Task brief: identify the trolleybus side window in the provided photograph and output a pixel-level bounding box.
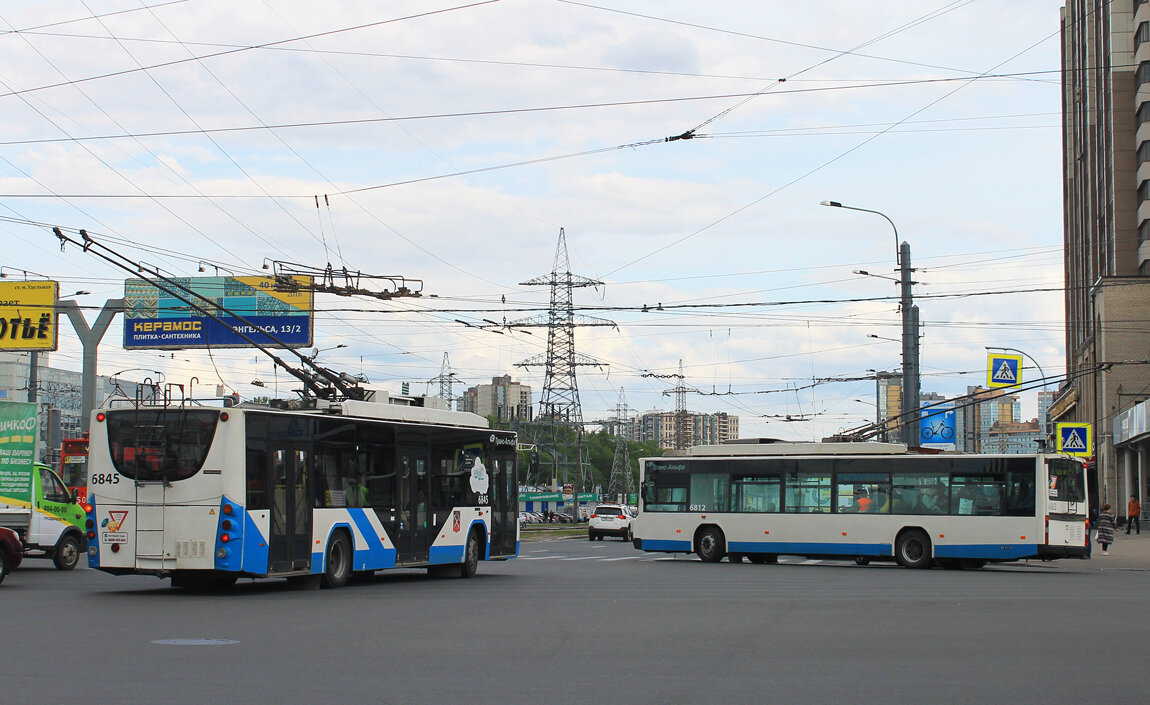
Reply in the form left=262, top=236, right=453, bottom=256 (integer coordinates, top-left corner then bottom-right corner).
left=643, top=466, right=689, bottom=512
left=951, top=476, right=1004, bottom=515
left=732, top=475, right=781, bottom=513
left=834, top=472, right=891, bottom=513
left=785, top=469, right=831, bottom=513
left=890, top=473, right=949, bottom=514
left=689, top=473, right=728, bottom=512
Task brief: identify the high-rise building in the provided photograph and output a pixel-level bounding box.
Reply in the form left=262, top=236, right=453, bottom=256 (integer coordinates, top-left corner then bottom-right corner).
left=1059, top=1, right=1150, bottom=505
left=633, top=410, right=739, bottom=450
left=459, top=375, right=533, bottom=422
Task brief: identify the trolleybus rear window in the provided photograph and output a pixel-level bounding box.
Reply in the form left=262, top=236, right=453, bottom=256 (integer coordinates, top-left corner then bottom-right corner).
left=106, top=410, right=220, bottom=482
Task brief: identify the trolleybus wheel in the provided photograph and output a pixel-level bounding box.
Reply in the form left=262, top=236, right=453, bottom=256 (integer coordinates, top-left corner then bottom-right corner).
left=53, top=533, right=81, bottom=571
left=895, top=529, right=933, bottom=569
left=854, top=556, right=871, bottom=566
left=728, top=552, right=744, bottom=564
left=695, top=527, right=725, bottom=563
left=959, top=559, right=986, bottom=571
left=460, top=530, right=481, bottom=579
left=321, top=531, right=352, bottom=589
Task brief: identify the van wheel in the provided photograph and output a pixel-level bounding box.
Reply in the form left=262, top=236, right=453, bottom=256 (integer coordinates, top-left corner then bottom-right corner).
left=695, top=527, right=725, bottom=563
left=320, top=532, right=351, bottom=589
left=53, top=534, right=81, bottom=570
left=895, top=530, right=933, bottom=569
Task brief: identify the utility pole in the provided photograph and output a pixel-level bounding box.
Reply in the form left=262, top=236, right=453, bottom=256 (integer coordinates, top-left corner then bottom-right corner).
left=900, top=242, right=920, bottom=445
left=428, top=352, right=459, bottom=410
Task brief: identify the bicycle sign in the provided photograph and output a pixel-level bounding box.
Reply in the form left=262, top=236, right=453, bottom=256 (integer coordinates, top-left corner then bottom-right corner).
left=919, top=401, right=956, bottom=450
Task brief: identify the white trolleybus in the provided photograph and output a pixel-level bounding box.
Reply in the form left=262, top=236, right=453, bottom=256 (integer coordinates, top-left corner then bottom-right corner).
left=633, top=441, right=1090, bottom=569
left=83, top=393, right=519, bottom=589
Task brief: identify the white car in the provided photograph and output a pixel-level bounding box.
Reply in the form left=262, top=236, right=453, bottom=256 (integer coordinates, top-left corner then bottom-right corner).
left=588, top=504, right=634, bottom=541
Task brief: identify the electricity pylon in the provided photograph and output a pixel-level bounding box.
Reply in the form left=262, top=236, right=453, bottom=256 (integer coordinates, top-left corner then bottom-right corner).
left=427, top=352, right=459, bottom=410
left=607, top=387, right=633, bottom=503
left=513, top=228, right=615, bottom=491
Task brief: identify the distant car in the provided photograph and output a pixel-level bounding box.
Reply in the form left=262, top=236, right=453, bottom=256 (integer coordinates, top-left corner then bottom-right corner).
left=588, top=504, right=633, bottom=541
left=0, top=526, right=23, bottom=585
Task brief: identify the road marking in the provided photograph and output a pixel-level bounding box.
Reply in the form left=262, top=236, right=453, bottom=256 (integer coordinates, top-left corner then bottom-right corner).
left=602, top=556, right=642, bottom=561
left=152, top=638, right=238, bottom=646
left=519, top=556, right=560, bottom=560
left=560, top=556, right=597, bottom=561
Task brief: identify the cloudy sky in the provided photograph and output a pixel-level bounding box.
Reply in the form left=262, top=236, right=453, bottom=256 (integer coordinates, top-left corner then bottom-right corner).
left=1, top=0, right=1068, bottom=441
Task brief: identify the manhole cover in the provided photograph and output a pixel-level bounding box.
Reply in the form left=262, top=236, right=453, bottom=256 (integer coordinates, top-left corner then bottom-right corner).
left=151, top=638, right=239, bottom=646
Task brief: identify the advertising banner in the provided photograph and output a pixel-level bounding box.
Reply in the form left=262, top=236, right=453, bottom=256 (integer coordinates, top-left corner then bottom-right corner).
left=0, top=401, right=39, bottom=507
left=123, top=275, right=313, bottom=350
left=0, top=280, right=59, bottom=352
left=919, top=401, right=956, bottom=451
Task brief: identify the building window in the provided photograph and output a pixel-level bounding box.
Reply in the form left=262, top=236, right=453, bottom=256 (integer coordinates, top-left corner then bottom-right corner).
left=1139, top=102, right=1150, bottom=128
left=1139, top=22, right=1150, bottom=52
left=1139, top=61, right=1150, bottom=87
left=1139, top=140, right=1150, bottom=164
left=1140, top=219, right=1150, bottom=243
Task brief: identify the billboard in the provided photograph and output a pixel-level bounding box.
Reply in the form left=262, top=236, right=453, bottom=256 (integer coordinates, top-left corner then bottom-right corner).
left=919, top=400, right=956, bottom=451
left=0, top=401, right=39, bottom=506
left=123, top=276, right=313, bottom=350
left=0, top=280, right=59, bottom=352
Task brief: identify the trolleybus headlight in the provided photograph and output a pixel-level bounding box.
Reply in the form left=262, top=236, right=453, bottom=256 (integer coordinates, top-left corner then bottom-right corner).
left=220, top=533, right=230, bottom=543
left=88, top=546, right=97, bottom=557
left=216, top=548, right=229, bottom=559
left=222, top=519, right=233, bottom=530
left=222, top=504, right=234, bottom=515
left=82, top=503, right=93, bottom=514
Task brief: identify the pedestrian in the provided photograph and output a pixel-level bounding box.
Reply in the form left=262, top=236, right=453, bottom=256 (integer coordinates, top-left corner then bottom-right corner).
left=1126, top=494, right=1141, bottom=535
left=1096, top=503, right=1117, bottom=555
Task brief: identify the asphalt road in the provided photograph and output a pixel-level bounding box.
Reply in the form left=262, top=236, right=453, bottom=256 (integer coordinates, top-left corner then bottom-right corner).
left=3, top=538, right=1147, bottom=705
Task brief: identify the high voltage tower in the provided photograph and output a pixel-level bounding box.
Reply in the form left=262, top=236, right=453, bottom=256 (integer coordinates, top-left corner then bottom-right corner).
left=428, top=352, right=459, bottom=410
left=607, top=387, right=633, bottom=503
left=643, top=360, right=696, bottom=450
left=514, top=228, right=615, bottom=491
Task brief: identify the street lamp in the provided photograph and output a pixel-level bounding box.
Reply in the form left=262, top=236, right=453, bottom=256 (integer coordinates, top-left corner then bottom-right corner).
left=823, top=199, right=920, bottom=444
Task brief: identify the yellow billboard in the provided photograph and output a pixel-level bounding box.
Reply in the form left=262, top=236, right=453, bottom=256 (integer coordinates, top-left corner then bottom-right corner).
left=0, top=280, right=59, bottom=351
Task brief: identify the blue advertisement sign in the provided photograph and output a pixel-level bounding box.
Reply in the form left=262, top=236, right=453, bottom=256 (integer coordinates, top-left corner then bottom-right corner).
left=123, top=276, right=313, bottom=350
left=919, top=401, right=956, bottom=450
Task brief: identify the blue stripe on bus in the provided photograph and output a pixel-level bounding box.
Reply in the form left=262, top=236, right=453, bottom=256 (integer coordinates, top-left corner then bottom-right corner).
left=642, top=539, right=692, bottom=552
left=346, top=509, right=395, bottom=570
left=239, top=508, right=269, bottom=575
left=429, top=544, right=465, bottom=563
left=934, top=544, right=1038, bottom=560
left=729, top=541, right=892, bottom=556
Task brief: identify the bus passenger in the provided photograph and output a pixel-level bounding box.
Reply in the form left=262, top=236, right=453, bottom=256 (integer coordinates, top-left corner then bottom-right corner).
left=855, top=491, right=874, bottom=513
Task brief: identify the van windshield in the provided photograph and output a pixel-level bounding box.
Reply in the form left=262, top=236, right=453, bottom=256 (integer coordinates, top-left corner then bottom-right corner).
left=106, top=409, right=220, bottom=482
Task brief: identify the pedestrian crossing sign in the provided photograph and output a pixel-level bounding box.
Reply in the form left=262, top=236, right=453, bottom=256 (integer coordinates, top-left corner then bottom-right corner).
left=1056, top=423, right=1092, bottom=457
left=986, top=353, right=1023, bottom=388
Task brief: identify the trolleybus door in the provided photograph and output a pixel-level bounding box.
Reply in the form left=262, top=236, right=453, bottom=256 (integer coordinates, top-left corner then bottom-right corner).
left=268, top=446, right=312, bottom=573
left=489, top=452, right=517, bottom=557
left=396, top=447, right=432, bottom=564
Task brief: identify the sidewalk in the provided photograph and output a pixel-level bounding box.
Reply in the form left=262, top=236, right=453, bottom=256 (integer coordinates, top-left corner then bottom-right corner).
left=1086, top=524, right=1150, bottom=571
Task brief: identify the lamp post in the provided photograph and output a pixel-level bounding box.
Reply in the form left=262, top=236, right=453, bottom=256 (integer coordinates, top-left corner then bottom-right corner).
left=823, top=200, right=920, bottom=444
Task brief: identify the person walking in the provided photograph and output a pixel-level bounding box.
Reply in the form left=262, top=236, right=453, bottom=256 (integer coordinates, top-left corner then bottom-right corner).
left=1097, top=503, right=1117, bottom=555
left=1126, top=494, right=1141, bottom=535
